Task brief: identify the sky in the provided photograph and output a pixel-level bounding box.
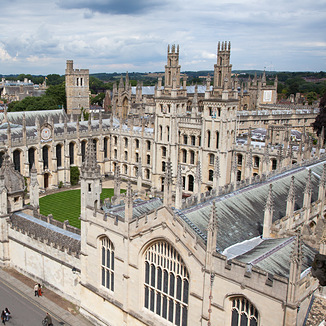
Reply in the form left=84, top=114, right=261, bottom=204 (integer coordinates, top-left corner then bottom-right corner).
left=0, top=0, right=325, bottom=76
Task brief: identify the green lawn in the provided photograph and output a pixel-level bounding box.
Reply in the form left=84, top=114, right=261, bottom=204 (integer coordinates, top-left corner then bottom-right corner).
left=39, top=188, right=120, bottom=229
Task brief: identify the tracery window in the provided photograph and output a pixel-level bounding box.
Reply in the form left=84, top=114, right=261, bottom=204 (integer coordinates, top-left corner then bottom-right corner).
left=104, top=138, right=108, bottom=159
left=69, top=142, right=74, bottom=165
left=101, top=237, right=114, bottom=292
left=56, top=144, right=62, bottom=168
left=231, top=297, right=258, bottom=326
left=144, top=241, right=189, bottom=326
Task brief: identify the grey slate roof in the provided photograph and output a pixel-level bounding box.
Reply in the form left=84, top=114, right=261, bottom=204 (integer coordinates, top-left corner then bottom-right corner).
left=234, top=237, right=317, bottom=278
left=10, top=211, right=80, bottom=254
left=0, top=109, right=67, bottom=127
left=181, top=160, right=324, bottom=252
left=103, top=197, right=162, bottom=220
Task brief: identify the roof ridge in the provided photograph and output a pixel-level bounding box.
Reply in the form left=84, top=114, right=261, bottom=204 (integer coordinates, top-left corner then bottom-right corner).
left=249, top=237, right=294, bottom=265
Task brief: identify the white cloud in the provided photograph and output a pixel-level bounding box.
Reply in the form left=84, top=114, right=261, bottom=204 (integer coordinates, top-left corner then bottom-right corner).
left=0, top=0, right=325, bottom=74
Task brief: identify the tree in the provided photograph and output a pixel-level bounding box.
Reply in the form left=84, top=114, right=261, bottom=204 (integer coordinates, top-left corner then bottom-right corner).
left=45, top=83, right=66, bottom=108
left=313, top=91, right=326, bottom=142
left=70, top=166, right=80, bottom=186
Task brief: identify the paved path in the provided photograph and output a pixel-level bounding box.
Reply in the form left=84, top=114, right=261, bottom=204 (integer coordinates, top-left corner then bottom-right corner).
left=0, top=268, right=93, bottom=326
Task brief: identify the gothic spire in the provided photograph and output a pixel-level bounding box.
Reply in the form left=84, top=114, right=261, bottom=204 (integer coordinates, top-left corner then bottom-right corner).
left=291, top=231, right=303, bottom=264
left=287, top=176, right=295, bottom=203
left=207, top=201, right=218, bottom=233
left=304, top=169, right=312, bottom=195
left=265, top=184, right=274, bottom=213
left=80, top=138, right=101, bottom=178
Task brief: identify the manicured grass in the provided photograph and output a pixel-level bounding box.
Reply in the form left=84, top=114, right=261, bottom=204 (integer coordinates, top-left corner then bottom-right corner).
left=39, top=188, right=120, bottom=229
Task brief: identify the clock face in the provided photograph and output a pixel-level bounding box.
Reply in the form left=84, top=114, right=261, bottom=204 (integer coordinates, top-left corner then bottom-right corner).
left=41, top=127, right=52, bottom=140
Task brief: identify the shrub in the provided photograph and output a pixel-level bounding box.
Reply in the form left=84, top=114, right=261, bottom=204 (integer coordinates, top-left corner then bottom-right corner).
left=70, top=166, right=80, bottom=186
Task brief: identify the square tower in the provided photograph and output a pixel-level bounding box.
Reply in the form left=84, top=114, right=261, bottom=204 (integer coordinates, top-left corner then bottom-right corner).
left=65, top=60, right=90, bottom=115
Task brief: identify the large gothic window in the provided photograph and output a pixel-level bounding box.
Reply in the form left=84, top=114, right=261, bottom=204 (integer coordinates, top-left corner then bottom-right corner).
left=56, top=144, right=62, bottom=168
left=104, top=138, right=108, bottom=159
left=28, top=148, right=35, bottom=171
left=81, top=140, right=87, bottom=162
left=42, top=146, right=49, bottom=170
left=69, top=142, right=75, bottom=165
left=101, top=237, right=114, bottom=292
left=144, top=241, right=189, bottom=326
left=231, top=297, right=259, bottom=326
left=13, top=150, right=21, bottom=172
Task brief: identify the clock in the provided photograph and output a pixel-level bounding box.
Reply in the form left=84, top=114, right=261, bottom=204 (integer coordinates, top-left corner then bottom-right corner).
left=41, top=126, right=52, bottom=140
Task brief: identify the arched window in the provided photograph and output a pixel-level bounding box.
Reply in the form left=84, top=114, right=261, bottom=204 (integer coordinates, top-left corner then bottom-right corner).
left=93, top=139, right=97, bottom=159
left=147, top=141, right=151, bottom=151
left=28, top=148, right=35, bottom=171
left=182, top=150, right=187, bottom=163
left=104, top=138, right=108, bottom=159
left=190, top=151, right=195, bottom=165
left=162, top=146, right=167, bottom=158
left=167, top=126, right=170, bottom=142
left=237, top=154, right=243, bottom=166
left=56, top=144, right=62, bottom=168
left=209, top=170, right=214, bottom=181
left=135, top=139, right=140, bottom=148
left=207, top=130, right=211, bottom=147
left=188, top=175, right=194, bottom=192
left=209, top=154, right=214, bottom=165
left=272, top=159, right=277, bottom=170
left=124, top=164, right=128, bottom=174
left=101, top=237, right=114, bottom=292
left=13, top=150, right=21, bottom=172
left=230, top=297, right=259, bottom=326
left=254, top=156, right=260, bottom=168
left=147, top=154, right=151, bottom=165
left=81, top=140, right=87, bottom=162
left=237, top=170, right=242, bottom=181
left=159, top=126, right=163, bottom=141
left=42, top=146, right=49, bottom=170
left=191, top=135, right=196, bottom=146
left=216, top=131, right=219, bottom=149
left=69, top=142, right=75, bottom=165
left=144, top=241, right=189, bottom=326
left=124, top=137, right=128, bottom=148
left=145, top=169, right=150, bottom=179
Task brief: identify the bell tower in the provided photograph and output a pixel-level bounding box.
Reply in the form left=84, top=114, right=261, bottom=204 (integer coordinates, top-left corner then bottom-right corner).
left=164, top=44, right=181, bottom=90
left=213, top=41, right=232, bottom=95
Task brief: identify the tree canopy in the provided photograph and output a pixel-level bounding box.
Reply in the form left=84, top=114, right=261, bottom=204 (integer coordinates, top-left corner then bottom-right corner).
left=7, top=83, right=66, bottom=112
left=313, top=91, right=326, bottom=141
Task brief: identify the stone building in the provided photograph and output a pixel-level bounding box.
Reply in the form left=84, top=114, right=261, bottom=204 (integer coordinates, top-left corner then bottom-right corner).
left=0, top=136, right=325, bottom=326
left=65, top=60, right=90, bottom=114
left=0, top=41, right=322, bottom=197
left=0, top=77, right=46, bottom=102
left=0, top=40, right=324, bottom=326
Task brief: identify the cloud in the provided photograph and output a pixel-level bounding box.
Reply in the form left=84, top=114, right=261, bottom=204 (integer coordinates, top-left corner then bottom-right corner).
left=56, top=0, right=166, bottom=15
left=0, top=43, right=17, bottom=62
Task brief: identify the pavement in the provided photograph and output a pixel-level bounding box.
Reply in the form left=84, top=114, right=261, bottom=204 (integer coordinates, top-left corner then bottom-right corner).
left=0, top=267, right=94, bottom=326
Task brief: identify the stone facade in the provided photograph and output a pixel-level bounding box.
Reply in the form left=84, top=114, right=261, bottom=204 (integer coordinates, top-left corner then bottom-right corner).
left=65, top=60, right=90, bottom=114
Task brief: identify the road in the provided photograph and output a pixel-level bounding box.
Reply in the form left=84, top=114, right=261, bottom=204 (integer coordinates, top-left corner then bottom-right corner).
left=0, top=278, right=64, bottom=326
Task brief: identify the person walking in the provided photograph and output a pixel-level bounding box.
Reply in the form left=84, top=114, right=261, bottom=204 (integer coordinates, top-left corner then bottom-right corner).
left=34, top=283, right=39, bottom=297
left=4, top=309, right=10, bottom=321
left=1, top=310, right=6, bottom=325
left=38, top=283, right=42, bottom=297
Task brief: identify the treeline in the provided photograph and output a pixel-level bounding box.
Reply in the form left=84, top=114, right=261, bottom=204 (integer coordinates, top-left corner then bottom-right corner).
left=2, top=70, right=325, bottom=111
left=7, top=84, right=66, bottom=112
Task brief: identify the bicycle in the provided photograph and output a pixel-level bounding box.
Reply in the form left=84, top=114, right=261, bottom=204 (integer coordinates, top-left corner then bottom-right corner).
left=42, top=317, right=53, bottom=326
